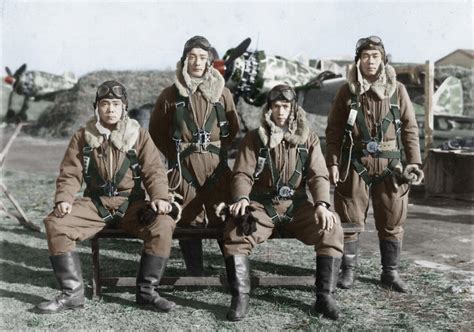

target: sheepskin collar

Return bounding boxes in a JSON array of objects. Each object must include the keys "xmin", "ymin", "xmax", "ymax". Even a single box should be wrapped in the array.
[
  {"xmin": 174, "ymin": 59, "xmax": 225, "ymax": 103},
  {"xmin": 84, "ymin": 116, "xmax": 140, "ymax": 152},
  {"xmin": 347, "ymin": 62, "xmax": 397, "ymax": 99},
  {"xmin": 257, "ymin": 105, "xmax": 310, "ymax": 149}
]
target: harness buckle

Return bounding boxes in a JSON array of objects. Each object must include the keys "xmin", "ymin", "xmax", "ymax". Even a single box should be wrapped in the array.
[
  {"xmin": 114, "ymin": 210, "xmax": 125, "ymax": 218},
  {"xmin": 270, "ymin": 214, "xmax": 281, "ymax": 222},
  {"xmin": 101, "ymin": 181, "xmax": 118, "ymax": 197},
  {"xmin": 254, "ymin": 156, "xmax": 266, "ymax": 179},
  {"xmin": 172, "ymin": 138, "xmax": 182, "ymax": 157},
  {"xmin": 297, "ymin": 147, "xmax": 308, "ymax": 153},
  {"xmin": 194, "ymin": 129, "xmax": 211, "ymax": 150},
  {"xmin": 83, "ymin": 156, "xmax": 91, "ymax": 173},
  {"xmin": 363, "ymin": 140, "xmax": 381, "ymax": 157},
  {"xmin": 175, "ymin": 101, "xmax": 185, "ymax": 108},
  {"xmin": 395, "ymin": 119, "xmax": 402, "ymax": 133},
  {"xmin": 103, "ymin": 214, "xmax": 114, "ymax": 223},
  {"xmin": 130, "ymin": 163, "xmax": 141, "ymax": 179},
  {"xmin": 278, "ymin": 186, "xmax": 295, "ymax": 199}
]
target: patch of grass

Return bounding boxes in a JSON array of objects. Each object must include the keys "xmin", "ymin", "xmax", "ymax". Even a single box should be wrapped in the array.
[{"xmin": 1, "ymin": 170, "xmax": 472, "ymax": 330}]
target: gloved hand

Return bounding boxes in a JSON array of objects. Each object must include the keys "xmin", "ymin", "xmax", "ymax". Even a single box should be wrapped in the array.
[
  {"xmin": 391, "ymin": 163, "xmax": 424, "ymax": 190},
  {"xmin": 234, "ymin": 207, "xmax": 257, "ymax": 236},
  {"xmin": 391, "ymin": 163, "xmax": 405, "ymax": 190},
  {"xmin": 137, "ymin": 192, "xmax": 183, "ymax": 226},
  {"xmin": 403, "ymin": 164, "xmax": 424, "ymax": 185},
  {"xmin": 215, "ymin": 202, "xmax": 257, "ymax": 236}
]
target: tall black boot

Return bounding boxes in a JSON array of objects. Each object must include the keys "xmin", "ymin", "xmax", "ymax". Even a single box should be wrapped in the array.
[
  {"xmin": 36, "ymin": 252, "xmax": 85, "ymax": 314},
  {"xmin": 225, "ymin": 255, "xmax": 250, "ymax": 321},
  {"xmin": 313, "ymin": 256, "xmax": 342, "ymax": 320},
  {"xmin": 136, "ymin": 252, "xmax": 176, "ymax": 312},
  {"xmin": 380, "ymin": 240, "xmax": 409, "ymax": 293},
  {"xmin": 179, "ymin": 239, "xmax": 204, "ymax": 276},
  {"xmin": 337, "ymin": 239, "xmax": 358, "ymax": 289}
]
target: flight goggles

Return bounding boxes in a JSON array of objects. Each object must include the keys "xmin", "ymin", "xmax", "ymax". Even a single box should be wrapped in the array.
[
  {"xmin": 268, "ymin": 88, "xmax": 296, "ymax": 102},
  {"xmin": 356, "ymin": 36, "xmax": 384, "ymax": 52},
  {"xmin": 97, "ymin": 85, "xmax": 126, "ymax": 99}
]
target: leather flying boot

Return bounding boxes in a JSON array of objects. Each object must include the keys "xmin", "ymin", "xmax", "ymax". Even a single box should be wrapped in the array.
[
  {"xmin": 179, "ymin": 239, "xmax": 205, "ymax": 276},
  {"xmin": 313, "ymin": 256, "xmax": 342, "ymax": 320},
  {"xmin": 337, "ymin": 239, "xmax": 358, "ymax": 289},
  {"xmin": 37, "ymin": 252, "xmax": 85, "ymax": 314},
  {"xmin": 225, "ymin": 255, "xmax": 250, "ymax": 321},
  {"xmin": 136, "ymin": 252, "xmax": 176, "ymax": 312},
  {"xmin": 380, "ymin": 240, "xmax": 409, "ymax": 293}
]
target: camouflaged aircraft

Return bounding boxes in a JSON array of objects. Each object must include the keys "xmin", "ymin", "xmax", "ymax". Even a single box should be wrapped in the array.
[
  {"xmin": 414, "ymin": 76, "xmax": 473, "ymax": 151},
  {"xmin": 213, "ymin": 38, "xmax": 346, "ymax": 117},
  {"xmin": 3, "ymin": 64, "xmax": 77, "ymax": 122}
]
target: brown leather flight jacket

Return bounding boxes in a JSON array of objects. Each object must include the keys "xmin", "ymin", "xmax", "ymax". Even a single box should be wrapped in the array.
[
  {"xmin": 149, "ymin": 63, "xmax": 239, "ymax": 187},
  {"xmin": 232, "ymin": 106, "xmax": 330, "ymax": 205},
  {"xmin": 326, "ymin": 65, "xmax": 422, "ymax": 176},
  {"xmin": 55, "ymin": 117, "xmax": 169, "ymax": 209}
]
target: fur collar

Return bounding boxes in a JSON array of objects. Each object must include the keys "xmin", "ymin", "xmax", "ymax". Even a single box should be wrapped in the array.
[
  {"xmin": 84, "ymin": 116, "xmax": 140, "ymax": 152},
  {"xmin": 174, "ymin": 59, "xmax": 225, "ymax": 103},
  {"xmin": 347, "ymin": 62, "xmax": 397, "ymax": 99},
  {"xmin": 257, "ymin": 105, "xmax": 310, "ymax": 149}
]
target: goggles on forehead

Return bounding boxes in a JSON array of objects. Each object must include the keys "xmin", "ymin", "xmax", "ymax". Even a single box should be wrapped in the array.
[
  {"xmin": 356, "ymin": 35, "xmax": 383, "ymax": 52},
  {"xmin": 97, "ymin": 85, "xmax": 126, "ymax": 99},
  {"xmin": 268, "ymin": 88, "xmax": 296, "ymax": 102},
  {"xmin": 184, "ymin": 39, "xmax": 211, "ymax": 52}
]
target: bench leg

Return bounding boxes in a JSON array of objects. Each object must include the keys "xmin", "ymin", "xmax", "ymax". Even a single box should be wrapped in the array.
[{"xmin": 91, "ymin": 237, "xmax": 101, "ymax": 298}]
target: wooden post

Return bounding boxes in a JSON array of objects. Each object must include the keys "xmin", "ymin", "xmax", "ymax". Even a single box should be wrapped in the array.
[{"xmin": 424, "ymin": 60, "xmax": 434, "ymax": 159}]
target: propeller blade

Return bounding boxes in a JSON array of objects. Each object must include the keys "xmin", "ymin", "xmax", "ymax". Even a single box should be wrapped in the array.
[
  {"xmin": 224, "ymin": 38, "xmax": 251, "ymax": 67},
  {"xmin": 14, "ymin": 63, "xmax": 27, "ymax": 78},
  {"xmin": 5, "ymin": 67, "xmax": 12, "ymax": 76}
]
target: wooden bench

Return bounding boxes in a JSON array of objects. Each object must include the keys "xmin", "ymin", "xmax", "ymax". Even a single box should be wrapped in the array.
[{"xmin": 91, "ymin": 224, "xmax": 363, "ymax": 297}]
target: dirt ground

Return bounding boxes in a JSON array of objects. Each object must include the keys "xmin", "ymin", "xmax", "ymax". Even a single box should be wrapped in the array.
[{"xmin": 1, "ymin": 126, "xmax": 473, "ymax": 291}]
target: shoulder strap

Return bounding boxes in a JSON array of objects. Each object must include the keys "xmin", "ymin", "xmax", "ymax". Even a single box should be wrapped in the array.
[
  {"xmin": 253, "ymin": 134, "xmax": 278, "ymax": 183},
  {"xmin": 82, "ymin": 144, "xmax": 93, "ymax": 178},
  {"xmin": 287, "ymin": 143, "xmax": 309, "ymax": 189},
  {"xmin": 253, "ymin": 136, "xmax": 268, "ymax": 180},
  {"xmin": 173, "ymin": 85, "xmax": 198, "ymax": 141},
  {"xmin": 82, "ymin": 144, "xmax": 105, "ymax": 194},
  {"xmin": 214, "ymin": 101, "xmax": 229, "ymax": 138},
  {"xmin": 351, "ymin": 94, "xmax": 371, "ymax": 142}
]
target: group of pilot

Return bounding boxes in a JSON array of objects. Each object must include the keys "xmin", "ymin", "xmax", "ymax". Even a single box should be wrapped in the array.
[{"xmin": 37, "ymin": 35, "xmax": 423, "ymax": 321}]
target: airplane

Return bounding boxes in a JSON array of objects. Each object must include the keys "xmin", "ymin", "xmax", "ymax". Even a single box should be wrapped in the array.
[
  {"xmin": 213, "ymin": 37, "xmax": 345, "ymax": 115},
  {"xmin": 3, "ymin": 64, "xmax": 77, "ymax": 122}
]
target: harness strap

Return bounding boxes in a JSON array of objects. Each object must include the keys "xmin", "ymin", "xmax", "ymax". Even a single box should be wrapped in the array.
[
  {"xmin": 82, "ymin": 144, "xmax": 143, "ymax": 224},
  {"xmin": 171, "ymin": 85, "xmax": 229, "ymax": 188},
  {"xmin": 251, "ymin": 136, "xmax": 309, "ymax": 224},
  {"xmin": 287, "ymin": 145, "xmax": 308, "ymax": 189},
  {"xmin": 351, "ymin": 95, "xmax": 371, "ymax": 142},
  {"xmin": 173, "ymin": 92, "xmax": 187, "ymax": 142},
  {"xmin": 250, "ymin": 191, "xmax": 308, "ymax": 225},
  {"xmin": 215, "ymin": 102, "xmax": 229, "ymax": 138},
  {"xmin": 173, "ymin": 85, "xmax": 229, "ymax": 143},
  {"xmin": 343, "ymin": 89, "xmax": 403, "ymax": 186}
]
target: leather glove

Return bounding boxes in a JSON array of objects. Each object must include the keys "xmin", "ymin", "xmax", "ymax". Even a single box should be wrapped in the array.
[
  {"xmin": 137, "ymin": 192, "xmax": 183, "ymax": 225},
  {"xmin": 215, "ymin": 202, "xmax": 257, "ymax": 236},
  {"xmin": 234, "ymin": 209, "xmax": 257, "ymax": 236},
  {"xmin": 403, "ymin": 164, "xmax": 424, "ymax": 185}
]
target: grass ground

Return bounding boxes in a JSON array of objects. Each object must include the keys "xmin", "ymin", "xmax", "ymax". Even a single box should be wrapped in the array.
[{"xmin": 1, "ymin": 170, "xmax": 472, "ymax": 330}]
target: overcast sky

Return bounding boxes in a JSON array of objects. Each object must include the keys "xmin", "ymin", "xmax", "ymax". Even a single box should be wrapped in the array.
[{"xmin": 1, "ymin": 0, "xmax": 472, "ymax": 77}]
